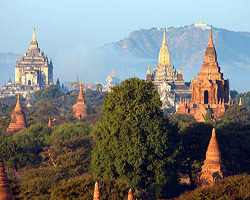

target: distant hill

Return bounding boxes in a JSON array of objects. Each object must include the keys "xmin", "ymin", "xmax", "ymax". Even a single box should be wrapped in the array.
[
  {"xmin": 0, "ymin": 52, "xmax": 19, "ymax": 85},
  {"xmin": 103, "ymin": 24, "xmax": 250, "ymax": 92}
]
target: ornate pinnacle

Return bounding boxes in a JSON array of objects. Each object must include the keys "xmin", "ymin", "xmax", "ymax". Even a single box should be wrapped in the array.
[
  {"xmin": 208, "ymin": 28, "xmax": 214, "ymax": 47},
  {"xmin": 32, "ymin": 27, "xmax": 36, "ymax": 42}
]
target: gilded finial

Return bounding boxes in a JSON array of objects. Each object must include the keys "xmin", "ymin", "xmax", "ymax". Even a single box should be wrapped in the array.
[
  {"xmin": 162, "ymin": 26, "xmax": 167, "ymax": 45},
  {"xmin": 32, "ymin": 27, "xmax": 36, "ymax": 42},
  {"xmin": 178, "ymin": 66, "xmax": 182, "ymax": 74},
  {"xmin": 147, "ymin": 65, "xmax": 151, "ymax": 74}
]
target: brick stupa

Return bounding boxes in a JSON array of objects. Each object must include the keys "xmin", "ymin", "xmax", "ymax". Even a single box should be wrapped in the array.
[
  {"xmin": 7, "ymin": 93, "xmax": 27, "ymax": 134},
  {"xmin": 0, "ymin": 154, "xmax": 13, "ymax": 200},
  {"xmin": 198, "ymin": 128, "xmax": 225, "ymax": 187},
  {"xmin": 93, "ymin": 182, "xmax": 99, "ymax": 200},
  {"xmin": 48, "ymin": 118, "xmax": 52, "ymax": 128},
  {"xmin": 72, "ymin": 81, "xmax": 88, "ymax": 119},
  {"xmin": 177, "ymin": 28, "xmax": 230, "ymax": 122}
]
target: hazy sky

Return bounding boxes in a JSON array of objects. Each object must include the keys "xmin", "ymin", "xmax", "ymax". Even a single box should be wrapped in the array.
[{"xmin": 0, "ymin": 0, "xmax": 250, "ymax": 84}]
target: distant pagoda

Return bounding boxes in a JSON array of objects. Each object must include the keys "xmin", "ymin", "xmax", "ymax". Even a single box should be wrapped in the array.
[
  {"xmin": 198, "ymin": 128, "xmax": 225, "ymax": 187},
  {"xmin": 0, "ymin": 154, "xmax": 13, "ymax": 200},
  {"xmin": 72, "ymin": 81, "xmax": 88, "ymax": 119},
  {"xmin": 7, "ymin": 93, "xmax": 27, "ymax": 134}
]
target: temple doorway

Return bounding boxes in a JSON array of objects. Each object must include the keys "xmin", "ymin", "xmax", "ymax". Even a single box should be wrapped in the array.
[
  {"xmin": 204, "ymin": 90, "xmax": 209, "ymax": 104},
  {"xmin": 28, "ymin": 80, "xmax": 31, "ymax": 85}
]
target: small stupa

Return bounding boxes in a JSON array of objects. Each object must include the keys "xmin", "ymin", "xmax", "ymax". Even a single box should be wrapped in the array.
[
  {"xmin": 0, "ymin": 154, "xmax": 13, "ymax": 200},
  {"xmin": 7, "ymin": 93, "xmax": 27, "ymax": 134},
  {"xmin": 93, "ymin": 182, "xmax": 99, "ymax": 200},
  {"xmin": 198, "ymin": 128, "xmax": 225, "ymax": 187},
  {"xmin": 72, "ymin": 81, "xmax": 88, "ymax": 119},
  {"xmin": 128, "ymin": 189, "xmax": 133, "ymax": 200},
  {"xmin": 146, "ymin": 65, "xmax": 152, "ymax": 81},
  {"xmin": 48, "ymin": 118, "xmax": 52, "ymax": 128}
]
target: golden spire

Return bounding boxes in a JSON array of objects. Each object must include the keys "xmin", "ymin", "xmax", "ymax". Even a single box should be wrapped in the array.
[
  {"xmin": 162, "ymin": 26, "xmax": 166, "ymax": 44},
  {"xmin": 158, "ymin": 26, "xmax": 170, "ymax": 66},
  {"xmin": 146, "ymin": 65, "xmax": 152, "ymax": 81},
  {"xmin": 32, "ymin": 27, "xmax": 36, "ymax": 42},
  {"xmin": 239, "ymin": 98, "xmax": 242, "ymax": 106},
  {"xmin": 93, "ymin": 182, "xmax": 99, "ymax": 200},
  {"xmin": 147, "ymin": 65, "xmax": 151, "ymax": 74},
  {"xmin": 128, "ymin": 189, "xmax": 133, "ymax": 200},
  {"xmin": 178, "ymin": 66, "xmax": 182, "ymax": 74}
]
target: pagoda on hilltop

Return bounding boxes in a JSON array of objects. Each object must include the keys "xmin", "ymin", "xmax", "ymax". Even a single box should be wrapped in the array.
[
  {"xmin": 148, "ymin": 27, "xmax": 191, "ymax": 112},
  {"xmin": 198, "ymin": 128, "xmax": 225, "ymax": 187},
  {"xmin": 72, "ymin": 81, "xmax": 88, "ymax": 119},
  {"xmin": 7, "ymin": 93, "xmax": 27, "ymax": 134},
  {"xmin": 1, "ymin": 28, "xmax": 53, "ymax": 98},
  {"xmin": 0, "ymin": 154, "xmax": 13, "ymax": 200},
  {"xmin": 177, "ymin": 28, "xmax": 230, "ymax": 122}
]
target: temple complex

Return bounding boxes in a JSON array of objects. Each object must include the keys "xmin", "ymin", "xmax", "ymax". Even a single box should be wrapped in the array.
[
  {"xmin": 1, "ymin": 28, "xmax": 53, "ymax": 98},
  {"xmin": 177, "ymin": 28, "xmax": 230, "ymax": 122},
  {"xmin": 0, "ymin": 154, "xmax": 13, "ymax": 200},
  {"xmin": 198, "ymin": 128, "xmax": 225, "ymax": 187},
  {"xmin": 149, "ymin": 27, "xmax": 191, "ymax": 112},
  {"xmin": 6, "ymin": 93, "xmax": 27, "ymax": 134},
  {"xmin": 72, "ymin": 81, "xmax": 88, "ymax": 119}
]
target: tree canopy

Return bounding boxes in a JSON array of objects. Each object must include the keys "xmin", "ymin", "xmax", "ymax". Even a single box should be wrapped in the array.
[{"xmin": 90, "ymin": 78, "xmax": 180, "ymax": 198}]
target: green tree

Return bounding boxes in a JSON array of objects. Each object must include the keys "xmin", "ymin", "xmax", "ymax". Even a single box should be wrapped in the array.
[
  {"xmin": 90, "ymin": 78, "xmax": 180, "ymax": 199},
  {"xmin": 220, "ymin": 104, "xmax": 250, "ymax": 124},
  {"xmin": 175, "ymin": 174, "xmax": 250, "ymax": 200}
]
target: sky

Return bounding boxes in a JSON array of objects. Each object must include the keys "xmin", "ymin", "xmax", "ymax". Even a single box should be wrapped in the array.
[{"xmin": 0, "ymin": 0, "xmax": 250, "ymax": 85}]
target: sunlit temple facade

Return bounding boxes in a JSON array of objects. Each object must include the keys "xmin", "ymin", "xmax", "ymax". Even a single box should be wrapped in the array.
[
  {"xmin": 148, "ymin": 27, "xmax": 191, "ymax": 113},
  {"xmin": 0, "ymin": 28, "xmax": 53, "ymax": 98}
]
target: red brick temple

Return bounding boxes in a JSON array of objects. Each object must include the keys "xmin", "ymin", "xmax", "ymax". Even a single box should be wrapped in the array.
[{"xmin": 177, "ymin": 28, "xmax": 230, "ymax": 122}]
